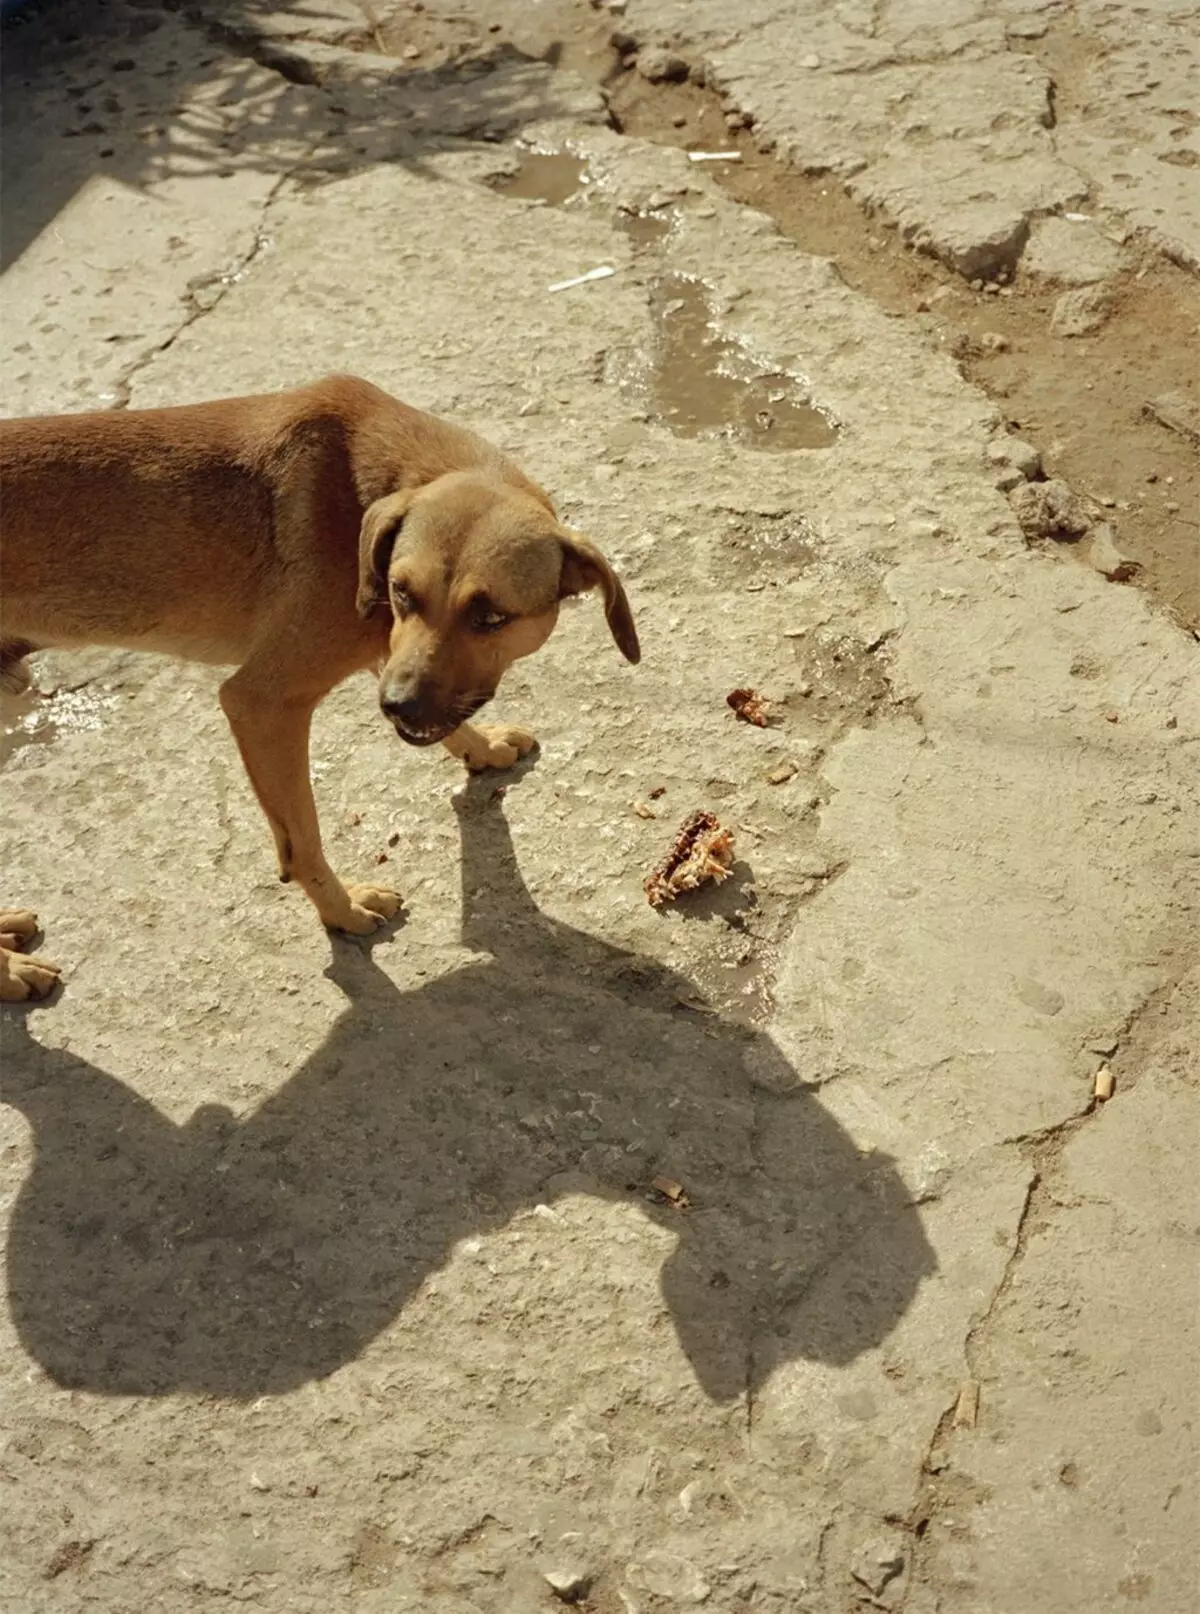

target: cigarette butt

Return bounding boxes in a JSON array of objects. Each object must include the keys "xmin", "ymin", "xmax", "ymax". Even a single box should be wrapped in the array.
[
  {"xmin": 953, "ymin": 1381, "xmax": 980, "ymax": 1429},
  {"xmin": 687, "ymin": 150, "xmax": 743, "ymax": 163},
  {"xmin": 548, "ymin": 265, "xmax": 616, "ymax": 293},
  {"xmin": 675, "ymin": 993, "xmax": 717, "ymax": 1014},
  {"xmin": 1093, "ymin": 1065, "xmax": 1115, "ymax": 1101}
]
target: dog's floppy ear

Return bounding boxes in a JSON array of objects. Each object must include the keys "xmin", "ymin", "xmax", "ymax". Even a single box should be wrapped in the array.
[
  {"xmin": 356, "ymin": 490, "xmax": 417, "ymax": 619},
  {"xmin": 558, "ymin": 528, "xmax": 640, "ymax": 664}
]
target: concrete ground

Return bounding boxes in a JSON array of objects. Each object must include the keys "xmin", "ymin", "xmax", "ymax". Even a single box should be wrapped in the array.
[{"xmin": 1, "ymin": 2, "xmax": 1197, "ymax": 1611}]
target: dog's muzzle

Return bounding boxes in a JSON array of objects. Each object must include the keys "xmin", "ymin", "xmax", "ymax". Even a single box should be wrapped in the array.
[
  {"xmin": 379, "ymin": 688, "xmax": 492, "ymax": 745},
  {"xmin": 379, "ymin": 692, "xmax": 449, "ymax": 745}
]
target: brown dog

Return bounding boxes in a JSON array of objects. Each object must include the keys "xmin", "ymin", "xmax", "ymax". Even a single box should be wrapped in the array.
[{"xmin": 0, "ymin": 375, "xmax": 639, "ymax": 1000}]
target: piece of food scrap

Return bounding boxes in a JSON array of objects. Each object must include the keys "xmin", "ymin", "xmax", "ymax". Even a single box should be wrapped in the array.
[
  {"xmin": 727, "ymin": 687, "xmax": 770, "ymax": 727},
  {"xmin": 644, "ymin": 810, "xmax": 736, "ymax": 907}
]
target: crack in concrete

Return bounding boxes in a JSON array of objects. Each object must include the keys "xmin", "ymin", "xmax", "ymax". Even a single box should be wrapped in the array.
[
  {"xmin": 899, "ymin": 952, "xmax": 1197, "ymax": 1587},
  {"xmin": 108, "ymin": 171, "xmax": 294, "ymax": 411},
  {"xmin": 897, "ymin": 1156, "xmax": 1039, "ymax": 1604},
  {"xmin": 963, "ymin": 1167, "xmax": 1040, "ymax": 1376},
  {"xmin": 813, "ymin": 1506, "xmax": 841, "ymax": 1600}
]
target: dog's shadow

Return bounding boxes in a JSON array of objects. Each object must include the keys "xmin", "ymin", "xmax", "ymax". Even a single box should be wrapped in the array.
[{"xmin": 2, "ymin": 787, "xmax": 935, "ymax": 1401}]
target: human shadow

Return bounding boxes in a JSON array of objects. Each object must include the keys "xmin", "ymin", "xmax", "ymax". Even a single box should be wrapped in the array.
[{"xmin": 1, "ymin": 782, "xmax": 935, "ymax": 1400}]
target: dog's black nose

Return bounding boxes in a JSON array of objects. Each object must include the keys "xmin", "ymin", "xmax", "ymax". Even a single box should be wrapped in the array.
[{"xmin": 380, "ymin": 693, "xmax": 423, "ymax": 728}]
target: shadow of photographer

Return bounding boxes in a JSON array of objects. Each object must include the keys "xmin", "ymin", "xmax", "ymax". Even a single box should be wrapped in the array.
[{"xmin": 2, "ymin": 781, "xmax": 935, "ymax": 1401}]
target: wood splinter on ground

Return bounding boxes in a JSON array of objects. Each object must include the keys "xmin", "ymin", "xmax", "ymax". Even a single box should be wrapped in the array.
[
  {"xmin": 727, "ymin": 686, "xmax": 771, "ymax": 727},
  {"xmin": 644, "ymin": 810, "xmax": 736, "ymax": 907},
  {"xmin": 953, "ymin": 1380, "xmax": 980, "ymax": 1429},
  {"xmin": 651, "ymin": 1175, "xmax": 690, "ymax": 1207}
]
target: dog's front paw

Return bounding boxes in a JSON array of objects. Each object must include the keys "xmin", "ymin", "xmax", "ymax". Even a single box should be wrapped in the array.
[
  {"xmin": 0, "ymin": 909, "xmax": 40, "ymax": 949},
  {"xmin": 458, "ymin": 724, "xmax": 537, "ymax": 772},
  {"xmin": 1, "ymin": 947, "xmax": 61, "ymax": 1002},
  {"xmin": 336, "ymin": 884, "xmax": 402, "ymax": 935}
]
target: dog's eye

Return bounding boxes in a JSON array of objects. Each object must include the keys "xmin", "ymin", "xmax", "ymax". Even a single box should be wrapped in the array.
[
  {"xmin": 391, "ymin": 583, "xmax": 414, "ymax": 616},
  {"xmin": 474, "ymin": 606, "xmax": 511, "ymax": 632}
]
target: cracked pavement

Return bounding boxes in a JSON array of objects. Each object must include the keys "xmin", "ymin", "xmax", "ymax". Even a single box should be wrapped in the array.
[{"xmin": 1, "ymin": 2, "xmax": 1198, "ymax": 1611}]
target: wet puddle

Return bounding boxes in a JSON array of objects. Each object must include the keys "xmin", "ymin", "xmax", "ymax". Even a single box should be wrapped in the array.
[
  {"xmin": 492, "ymin": 149, "xmax": 672, "ymax": 248},
  {"xmin": 692, "ymin": 940, "xmax": 777, "ymax": 1028},
  {"xmin": 492, "ymin": 158, "xmax": 834, "ymax": 453},
  {"xmin": 718, "ymin": 512, "xmax": 819, "ymax": 578},
  {"xmin": 788, "ymin": 629, "xmax": 895, "ymax": 731},
  {"xmin": 617, "ymin": 209, "xmax": 673, "ymax": 249},
  {"xmin": 1, "ymin": 684, "xmax": 115, "ymax": 766},
  {"xmin": 645, "ymin": 276, "xmax": 837, "ymax": 452},
  {"xmin": 0, "ymin": 687, "xmax": 58, "ymax": 767},
  {"xmin": 491, "ymin": 150, "xmax": 589, "ymax": 205}
]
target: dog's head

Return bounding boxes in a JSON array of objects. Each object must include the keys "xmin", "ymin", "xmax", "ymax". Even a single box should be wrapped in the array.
[{"xmin": 356, "ymin": 471, "xmax": 639, "ymax": 746}]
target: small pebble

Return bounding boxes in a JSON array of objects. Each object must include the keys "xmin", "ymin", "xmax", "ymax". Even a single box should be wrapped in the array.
[{"xmin": 544, "ymin": 1566, "xmax": 590, "ymax": 1602}]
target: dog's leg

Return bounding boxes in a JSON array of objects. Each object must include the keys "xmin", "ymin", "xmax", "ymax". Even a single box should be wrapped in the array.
[
  {"xmin": 219, "ymin": 675, "xmax": 400, "ymax": 934},
  {"xmin": 443, "ymin": 722, "xmax": 536, "ymax": 773},
  {"xmin": 0, "ymin": 910, "xmax": 60, "ymax": 1001}
]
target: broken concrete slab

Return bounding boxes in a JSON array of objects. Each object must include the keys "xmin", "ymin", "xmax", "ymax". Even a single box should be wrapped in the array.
[
  {"xmin": 1049, "ymin": 283, "xmax": 1113, "ymax": 338},
  {"xmin": 1023, "ymin": 214, "xmax": 1128, "ymax": 286},
  {"xmin": 0, "ymin": 7, "xmax": 326, "ymax": 416},
  {"xmin": 1009, "ymin": 477, "xmax": 1092, "ymax": 540},
  {"xmin": 1144, "ymin": 389, "xmax": 1200, "ymax": 447},
  {"xmin": 624, "ymin": 0, "xmax": 1087, "ymax": 278},
  {"xmin": 1053, "ymin": 2, "xmax": 1200, "ymax": 275},
  {"xmin": 1088, "ymin": 523, "xmax": 1140, "ymax": 581},
  {"xmin": 622, "ymin": 0, "xmax": 1198, "ymax": 279},
  {"xmin": 986, "ymin": 435, "xmax": 1041, "ymax": 492},
  {"xmin": 184, "ymin": 0, "xmax": 374, "ymax": 47}
]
